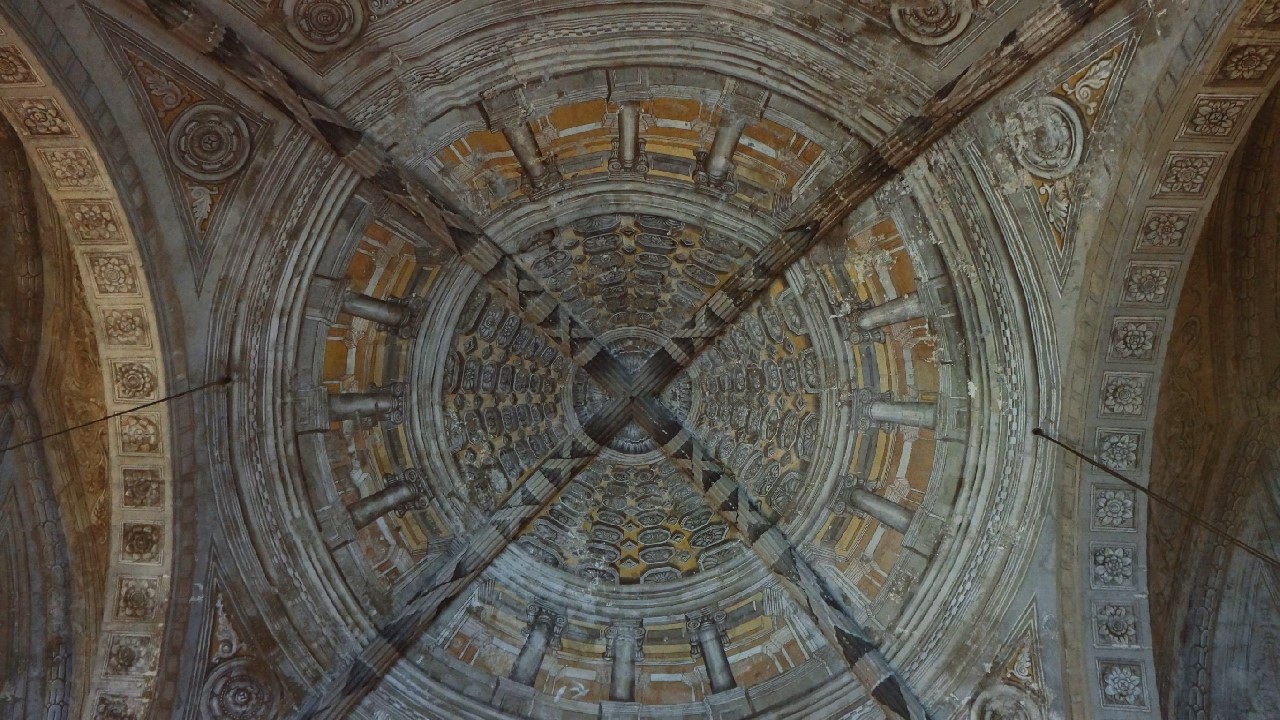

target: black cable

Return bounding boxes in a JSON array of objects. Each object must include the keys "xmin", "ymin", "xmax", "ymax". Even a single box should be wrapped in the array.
[
  {"xmin": 1033, "ymin": 427, "xmax": 1280, "ymax": 569},
  {"xmin": 1, "ymin": 376, "xmax": 233, "ymax": 454}
]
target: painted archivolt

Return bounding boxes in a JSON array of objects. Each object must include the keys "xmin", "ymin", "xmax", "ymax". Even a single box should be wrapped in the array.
[{"xmin": 0, "ymin": 30, "xmax": 174, "ymax": 720}]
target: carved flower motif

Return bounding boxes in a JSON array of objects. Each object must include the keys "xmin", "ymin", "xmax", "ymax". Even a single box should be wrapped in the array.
[
  {"xmin": 1101, "ymin": 374, "xmax": 1147, "ymax": 416},
  {"xmin": 1156, "ymin": 155, "xmax": 1215, "ymax": 195},
  {"xmin": 121, "ymin": 523, "xmax": 162, "ymax": 563},
  {"xmin": 89, "ymin": 255, "xmax": 138, "ymax": 294},
  {"xmin": 107, "ymin": 634, "xmax": 156, "ymax": 676},
  {"xmin": 119, "ymin": 415, "xmax": 160, "ymax": 453},
  {"xmin": 11, "ymin": 97, "xmax": 72, "ymax": 135},
  {"xmin": 1098, "ymin": 431, "xmax": 1140, "ymax": 469},
  {"xmin": 117, "ymin": 577, "xmax": 160, "ymax": 620},
  {"xmin": 93, "ymin": 695, "xmax": 139, "ymax": 720},
  {"xmin": 67, "ymin": 201, "xmax": 122, "ymax": 244},
  {"xmin": 1218, "ymin": 44, "xmax": 1279, "ymax": 81},
  {"xmin": 1188, "ymin": 97, "xmax": 1247, "ymax": 136},
  {"xmin": 104, "ymin": 308, "xmax": 148, "ymax": 345},
  {"xmin": 39, "ymin": 148, "xmax": 98, "ymax": 188},
  {"xmin": 0, "ymin": 47, "xmax": 38, "ymax": 84},
  {"xmin": 1139, "ymin": 210, "xmax": 1190, "ymax": 249},
  {"xmin": 1123, "ymin": 265, "xmax": 1171, "ymax": 304},
  {"xmin": 123, "ymin": 468, "xmax": 163, "ymax": 508},
  {"xmin": 1092, "ymin": 545, "xmax": 1134, "ymax": 587},
  {"xmin": 1094, "ymin": 488, "xmax": 1135, "ymax": 528},
  {"xmin": 1101, "ymin": 663, "xmax": 1145, "ymax": 706},
  {"xmin": 114, "ymin": 362, "xmax": 157, "ymax": 400},
  {"xmin": 1110, "ymin": 320, "xmax": 1156, "ymax": 360},
  {"xmin": 1095, "ymin": 604, "xmax": 1138, "ymax": 646}
]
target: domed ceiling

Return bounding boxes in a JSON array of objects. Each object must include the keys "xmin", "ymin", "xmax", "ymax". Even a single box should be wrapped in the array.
[{"xmin": 10, "ymin": 0, "xmax": 1280, "ymax": 719}]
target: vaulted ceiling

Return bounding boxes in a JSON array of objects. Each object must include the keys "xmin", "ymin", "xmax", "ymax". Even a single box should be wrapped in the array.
[{"xmin": 1, "ymin": 0, "xmax": 1279, "ymax": 719}]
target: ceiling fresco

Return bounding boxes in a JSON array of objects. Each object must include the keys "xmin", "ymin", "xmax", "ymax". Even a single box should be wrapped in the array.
[{"xmin": 5, "ymin": 0, "xmax": 1280, "ymax": 719}]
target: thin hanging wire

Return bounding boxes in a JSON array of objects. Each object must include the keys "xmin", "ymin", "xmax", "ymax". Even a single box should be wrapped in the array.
[
  {"xmin": 1, "ymin": 376, "xmax": 232, "ymax": 454},
  {"xmin": 1034, "ymin": 427, "xmax": 1280, "ymax": 569}
]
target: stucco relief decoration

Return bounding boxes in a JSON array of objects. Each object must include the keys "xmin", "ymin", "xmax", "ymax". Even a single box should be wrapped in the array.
[
  {"xmin": 1212, "ymin": 42, "xmax": 1280, "ymax": 83},
  {"xmin": 88, "ymin": 254, "xmax": 140, "ymax": 294},
  {"xmin": 889, "ymin": 0, "xmax": 974, "ymax": 46},
  {"xmin": 0, "ymin": 46, "xmax": 38, "ymax": 84},
  {"xmin": 1121, "ymin": 263, "xmax": 1174, "ymax": 304},
  {"xmin": 1099, "ymin": 661, "xmax": 1147, "ymax": 708},
  {"xmin": 1096, "ymin": 429, "xmax": 1141, "ymax": 470},
  {"xmin": 1100, "ymin": 373, "xmax": 1149, "ymax": 417},
  {"xmin": 969, "ymin": 683, "xmax": 1043, "ymax": 720},
  {"xmin": 103, "ymin": 308, "xmax": 150, "ymax": 346},
  {"xmin": 119, "ymin": 414, "xmax": 161, "ymax": 454},
  {"xmin": 283, "ymin": 0, "xmax": 366, "ymax": 53},
  {"xmin": 1247, "ymin": 0, "xmax": 1280, "ymax": 27},
  {"xmin": 1153, "ymin": 152, "xmax": 1220, "ymax": 196},
  {"xmin": 106, "ymin": 633, "xmax": 158, "ymax": 676},
  {"xmin": 66, "ymin": 200, "xmax": 125, "ymax": 244},
  {"xmin": 121, "ymin": 522, "xmax": 163, "ymax": 564},
  {"xmin": 1092, "ymin": 486, "xmax": 1136, "ymax": 529},
  {"xmin": 1093, "ymin": 603, "xmax": 1138, "ymax": 647},
  {"xmin": 1136, "ymin": 208, "xmax": 1193, "ymax": 250},
  {"xmin": 1012, "ymin": 97, "xmax": 1084, "ymax": 181},
  {"xmin": 167, "ymin": 102, "xmax": 252, "ymax": 183},
  {"xmin": 116, "ymin": 576, "xmax": 160, "ymax": 620},
  {"xmin": 1090, "ymin": 544, "xmax": 1135, "ymax": 588},
  {"xmin": 1183, "ymin": 95, "xmax": 1250, "ymax": 138},
  {"xmin": 1060, "ymin": 53, "xmax": 1115, "ymax": 116},
  {"xmin": 93, "ymin": 695, "xmax": 141, "ymax": 720},
  {"xmin": 122, "ymin": 468, "xmax": 163, "ymax": 508},
  {"xmin": 112, "ymin": 360, "xmax": 159, "ymax": 402},
  {"xmin": 1108, "ymin": 318, "xmax": 1159, "ymax": 361},
  {"xmin": 38, "ymin": 147, "xmax": 100, "ymax": 188},
  {"xmin": 7, "ymin": 96, "xmax": 73, "ymax": 135},
  {"xmin": 200, "ymin": 658, "xmax": 283, "ymax": 720}
]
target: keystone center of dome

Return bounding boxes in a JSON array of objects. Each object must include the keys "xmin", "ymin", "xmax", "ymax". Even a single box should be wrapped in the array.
[{"xmin": 566, "ymin": 331, "xmax": 696, "ymax": 456}]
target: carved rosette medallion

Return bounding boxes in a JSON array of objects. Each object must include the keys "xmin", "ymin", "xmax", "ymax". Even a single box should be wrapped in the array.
[
  {"xmin": 167, "ymin": 102, "xmax": 251, "ymax": 182},
  {"xmin": 1014, "ymin": 96, "xmax": 1085, "ymax": 180},
  {"xmin": 200, "ymin": 658, "xmax": 282, "ymax": 720},
  {"xmin": 283, "ymin": 0, "xmax": 366, "ymax": 53},
  {"xmin": 890, "ymin": 0, "xmax": 974, "ymax": 46}
]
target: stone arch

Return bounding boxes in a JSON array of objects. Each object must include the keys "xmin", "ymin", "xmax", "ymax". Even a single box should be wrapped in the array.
[
  {"xmin": 0, "ymin": 20, "xmax": 177, "ymax": 719},
  {"xmin": 1058, "ymin": 0, "xmax": 1280, "ymax": 715}
]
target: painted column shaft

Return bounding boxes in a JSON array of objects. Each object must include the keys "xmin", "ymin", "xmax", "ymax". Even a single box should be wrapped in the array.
[
  {"xmin": 328, "ymin": 392, "xmax": 397, "ymax": 419},
  {"xmin": 856, "ymin": 293, "xmax": 923, "ymax": 331},
  {"xmin": 510, "ymin": 615, "xmax": 554, "ymax": 685},
  {"xmin": 341, "ymin": 291, "xmax": 408, "ymax": 327},
  {"xmin": 868, "ymin": 400, "xmax": 936, "ymax": 429},
  {"xmin": 503, "ymin": 124, "xmax": 550, "ymax": 186},
  {"xmin": 849, "ymin": 488, "xmax": 914, "ymax": 534},
  {"xmin": 349, "ymin": 482, "xmax": 418, "ymax": 528},
  {"xmin": 705, "ymin": 117, "xmax": 748, "ymax": 182},
  {"xmin": 619, "ymin": 103, "xmax": 641, "ymax": 168},
  {"xmin": 609, "ymin": 631, "xmax": 638, "ymax": 701},
  {"xmin": 697, "ymin": 623, "xmax": 736, "ymax": 692}
]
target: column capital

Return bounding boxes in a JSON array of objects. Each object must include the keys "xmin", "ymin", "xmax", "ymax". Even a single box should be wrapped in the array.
[
  {"xmin": 384, "ymin": 468, "xmax": 429, "ymax": 515},
  {"xmin": 604, "ymin": 622, "xmax": 646, "ymax": 661},
  {"xmin": 685, "ymin": 609, "xmax": 728, "ymax": 655},
  {"xmin": 524, "ymin": 603, "xmax": 567, "ymax": 648}
]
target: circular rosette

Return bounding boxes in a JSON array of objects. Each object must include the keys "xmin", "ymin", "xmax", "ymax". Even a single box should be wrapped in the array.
[
  {"xmin": 1013, "ymin": 95, "xmax": 1085, "ymax": 180},
  {"xmin": 167, "ymin": 102, "xmax": 251, "ymax": 182},
  {"xmin": 890, "ymin": 0, "xmax": 974, "ymax": 46},
  {"xmin": 283, "ymin": 0, "xmax": 366, "ymax": 53},
  {"xmin": 200, "ymin": 658, "xmax": 282, "ymax": 720}
]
